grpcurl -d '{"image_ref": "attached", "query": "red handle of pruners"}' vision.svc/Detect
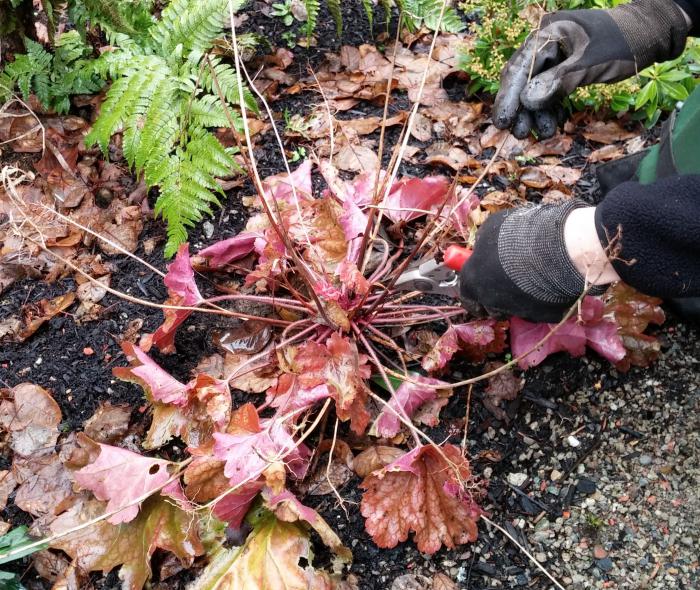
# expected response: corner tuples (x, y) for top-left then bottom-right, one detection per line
(443, 245), (473, 272)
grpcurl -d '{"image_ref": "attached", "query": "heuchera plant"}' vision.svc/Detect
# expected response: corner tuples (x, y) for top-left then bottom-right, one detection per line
(68, 159), (663, 587)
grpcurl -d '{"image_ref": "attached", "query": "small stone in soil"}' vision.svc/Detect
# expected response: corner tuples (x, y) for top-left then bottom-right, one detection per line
(576, 478), (597, 495)
(639, 454), (653, 465)
(596, 557), (614, 572)
(593, 545), (607, 559)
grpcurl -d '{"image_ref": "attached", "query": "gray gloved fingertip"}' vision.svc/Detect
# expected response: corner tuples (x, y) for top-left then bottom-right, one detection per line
(512, 110), (534, 140)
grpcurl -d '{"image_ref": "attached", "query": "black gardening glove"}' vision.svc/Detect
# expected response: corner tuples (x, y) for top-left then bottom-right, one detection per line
(494, 0), (690, 139)
(459, 200), (607, 323)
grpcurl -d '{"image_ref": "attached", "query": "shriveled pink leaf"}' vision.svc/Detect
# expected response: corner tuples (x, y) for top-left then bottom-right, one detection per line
(422, 320), (506, 372)
(262, 160), (313, 205)
(510, 296), (625, 369)
(113, 342), (188, 405)
(383, 176), (451, 223)
(74, 442), (173, 524)
(213, 421), (309, 488)
(198, 232), (259, 269)
(337, 259), (370, 295)
(373, 376), (451, 438)
(140, 245), (203, 353)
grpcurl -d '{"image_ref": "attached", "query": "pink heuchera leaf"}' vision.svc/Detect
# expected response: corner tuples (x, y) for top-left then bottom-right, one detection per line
(74, 442), (173, 524)
(112, 342), (188, 405)
(212, 483), (263, 528)
(268, 375), (332, 413)
(213, 421), (310, 488)
(140, 244), (203, 353)
(262, 160), (313, 205)
(383, 176), (451, 223)
(510, 296), (626, 369)
(422, 320), (502, 372)
(373, 376), (450, 438)
(198, 232), (259, 269)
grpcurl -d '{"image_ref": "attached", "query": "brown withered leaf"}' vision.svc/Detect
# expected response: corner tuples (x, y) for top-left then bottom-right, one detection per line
(480, 125), (531, 158)
(83, 401), (132, 444)
(213, 320), (272, 355)
(433, 573), (458, 590)
(0, 383), (62, 457)
(479, 189), (524, 212)
(410, 112), (433, 142)
(336, 144), (379, 173)
(353, 445), (404, 478)
(589, 144), (625, 163)
(14, 453), (73, 517)
(582, 120), (638, 144)
(604, 283), (665, 372)
(525, 134), (573, 158)
(482, 363), (525, 421)
(424, 143), (473, 171)
(0, 292), (77, 343)
(299, 439), (354, 496)
(0, 471), (17, 511)
(541, 189), (572, 204)
(539, 164), (582, 186)
(50, 496), (204, 590)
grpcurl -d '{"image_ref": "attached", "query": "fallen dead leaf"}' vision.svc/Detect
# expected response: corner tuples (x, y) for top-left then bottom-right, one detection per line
(479, 189), (524, 212)
(0, 383), (62, 457)
(483, 362), (525, 421)
(336, 144), (379, 173)
(583, 120), (638, 144)
(353, 445), (404, 478)
(0, 470), (17, 511)
(83, 401), (132, 444)
(424, 143), (473, 171)
(432, 572), (458, 590)
(589, 144), (625, 163)
(410, 112), (432, 142)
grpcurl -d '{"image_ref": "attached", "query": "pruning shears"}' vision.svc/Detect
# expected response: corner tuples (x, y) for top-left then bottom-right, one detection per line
(394, 246), (472, 299)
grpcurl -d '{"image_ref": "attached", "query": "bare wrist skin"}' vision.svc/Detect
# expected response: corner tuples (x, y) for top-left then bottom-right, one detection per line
(564, 207), (621, 286)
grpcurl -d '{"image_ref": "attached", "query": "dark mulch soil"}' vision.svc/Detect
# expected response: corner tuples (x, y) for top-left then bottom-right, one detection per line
(2, 3), (699, 590)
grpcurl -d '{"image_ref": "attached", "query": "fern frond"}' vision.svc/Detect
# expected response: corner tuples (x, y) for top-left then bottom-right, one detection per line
(151, 0), (246, 61)
(85, 55), (169, 155)
(304, 0), (320, 41)
(327, 0), (342, 37)
(188, 94), (231, 128)
(153, 131), (236, 256)
(5, 38), (52, 104)
(361, 0), (374, 31)
(200, 58), (258, 114)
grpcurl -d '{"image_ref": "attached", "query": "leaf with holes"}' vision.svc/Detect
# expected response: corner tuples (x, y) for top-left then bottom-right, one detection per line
(74, 439), (174, 524)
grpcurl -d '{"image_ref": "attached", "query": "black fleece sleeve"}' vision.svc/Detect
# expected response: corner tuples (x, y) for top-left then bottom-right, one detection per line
(594, 175), (700, 298)
(675, 0), (700, 34)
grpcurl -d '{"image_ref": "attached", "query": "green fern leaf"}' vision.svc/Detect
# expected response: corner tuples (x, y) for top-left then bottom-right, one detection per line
(304, 0), (320, 41)
(361, 0), (373, 30)
(151, 0), (246, 61)
(327, 0), (342, 37)
(153, 131), (235, 256)
(200, 58), (258, 115)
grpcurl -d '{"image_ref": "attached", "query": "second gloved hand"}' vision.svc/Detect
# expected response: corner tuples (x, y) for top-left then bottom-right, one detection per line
(459, 200), (608, 323)
(493, 0), (690, 139)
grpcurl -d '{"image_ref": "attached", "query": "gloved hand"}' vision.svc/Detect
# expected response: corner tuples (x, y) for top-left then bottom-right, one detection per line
(459, 200), (608, 323)
(494, 0), (690, 139)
